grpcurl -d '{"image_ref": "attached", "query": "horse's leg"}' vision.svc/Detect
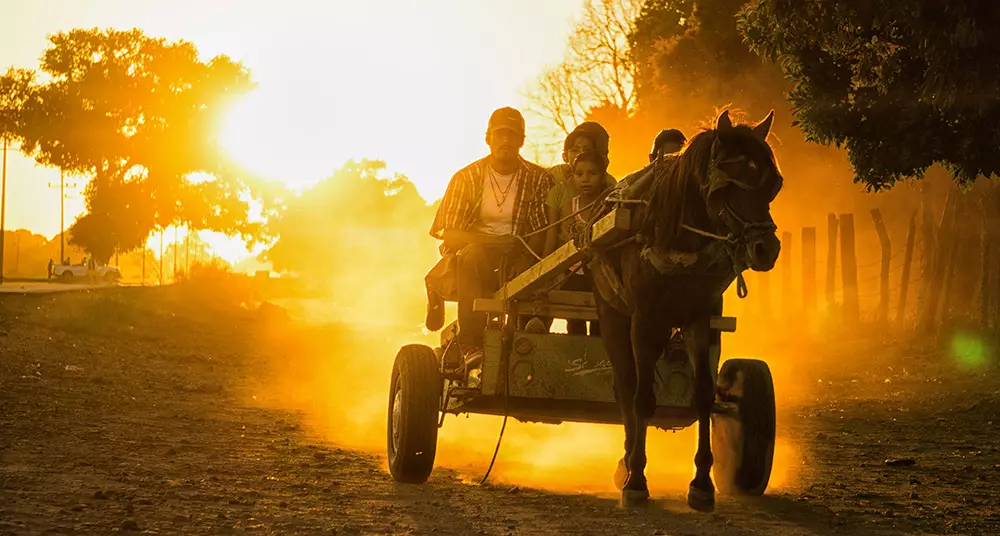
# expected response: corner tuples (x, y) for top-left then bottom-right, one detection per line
(684, 315), (716, 512)
(595, 296), (635, 493)
(622, 309), (665, 506)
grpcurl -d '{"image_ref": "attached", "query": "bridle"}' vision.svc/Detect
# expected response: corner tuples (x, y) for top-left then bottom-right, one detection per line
(680, 161), (779, 299)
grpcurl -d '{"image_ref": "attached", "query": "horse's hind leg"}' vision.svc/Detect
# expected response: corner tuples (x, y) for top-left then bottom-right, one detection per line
(622, 309), (666, 506)
(684, 314), (717, 512)
(595, 297), (636, 494)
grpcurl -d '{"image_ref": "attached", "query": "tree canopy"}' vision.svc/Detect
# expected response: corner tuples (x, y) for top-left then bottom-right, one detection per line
(0, 68), (36, 142)
(264, 159), (435, 278)
(740, 0), (1000, 190)
(6, 28), (269, 263)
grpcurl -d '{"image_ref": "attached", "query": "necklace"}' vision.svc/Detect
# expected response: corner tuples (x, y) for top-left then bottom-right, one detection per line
(487, 167), (517, 213)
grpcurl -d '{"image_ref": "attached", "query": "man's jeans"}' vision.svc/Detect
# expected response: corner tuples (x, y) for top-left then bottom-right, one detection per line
(455, 242), (533, 353)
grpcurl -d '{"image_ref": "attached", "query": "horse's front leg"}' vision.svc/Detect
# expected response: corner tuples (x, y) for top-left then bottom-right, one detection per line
(683, 315), (716, 512)
(622, 308), (665, 507)
(594, 296), (636, 493)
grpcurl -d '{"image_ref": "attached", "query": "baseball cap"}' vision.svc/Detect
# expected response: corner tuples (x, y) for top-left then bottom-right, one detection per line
(487, 107), (525, 134)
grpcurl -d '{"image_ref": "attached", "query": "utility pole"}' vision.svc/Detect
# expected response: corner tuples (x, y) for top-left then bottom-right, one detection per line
(159, 229), (163, 286)
(173, 226), (178, 281)
(1, 138), (7, 285)
(60, 169), (65, 263)
(47, 170), (76, 264)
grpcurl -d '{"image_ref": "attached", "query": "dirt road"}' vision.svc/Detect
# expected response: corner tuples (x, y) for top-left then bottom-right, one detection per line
(1, 287), (998, 535)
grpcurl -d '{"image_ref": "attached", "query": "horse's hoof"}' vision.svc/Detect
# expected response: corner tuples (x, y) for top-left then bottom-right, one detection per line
(687, 484), (715, 512)
(620, 488), (650, 508)
(613, 457), (628, 491)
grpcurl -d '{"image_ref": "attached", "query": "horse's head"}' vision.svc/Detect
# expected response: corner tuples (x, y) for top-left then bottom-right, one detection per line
(700, 110), (784, 272)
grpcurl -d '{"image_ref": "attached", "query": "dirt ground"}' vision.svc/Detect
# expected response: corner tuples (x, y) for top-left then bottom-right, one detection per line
(1, 286), (999, 535)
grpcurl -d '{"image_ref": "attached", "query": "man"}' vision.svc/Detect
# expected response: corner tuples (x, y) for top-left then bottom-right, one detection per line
(612, 128), (687, 198)
(425, 107), (554, 360)
(543, 122), (616, 254)
(648, 128), (686, 162)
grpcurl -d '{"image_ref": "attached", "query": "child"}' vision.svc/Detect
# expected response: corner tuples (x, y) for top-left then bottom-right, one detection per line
(558, 150), (605, 336)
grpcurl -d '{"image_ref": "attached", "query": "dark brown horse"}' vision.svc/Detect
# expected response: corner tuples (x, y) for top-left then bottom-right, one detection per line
(590, 110), (783, 510)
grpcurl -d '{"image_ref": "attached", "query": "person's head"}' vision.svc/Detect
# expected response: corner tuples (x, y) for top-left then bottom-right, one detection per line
(485, 107), (526, 166)
(562, 122), (610, 167)
(571, 150), (607, 197)
(649, 129), (687, 162)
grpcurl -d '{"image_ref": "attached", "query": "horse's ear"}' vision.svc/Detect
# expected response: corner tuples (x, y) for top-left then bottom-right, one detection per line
(716, 109), (733, 130)
(752, 110), (775, 141)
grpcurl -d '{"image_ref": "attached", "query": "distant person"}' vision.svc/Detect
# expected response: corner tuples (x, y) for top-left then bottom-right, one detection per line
(424, 107), (554, 362)
(550, 149), (607, 336)
(648, 128), (686, 162)
(612, 128), (688, 198)
(544, 122), (616, 254)
(47, 259), (54, 281)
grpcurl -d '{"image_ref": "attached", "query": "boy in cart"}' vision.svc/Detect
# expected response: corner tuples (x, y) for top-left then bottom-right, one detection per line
(545, 149), (607, 336)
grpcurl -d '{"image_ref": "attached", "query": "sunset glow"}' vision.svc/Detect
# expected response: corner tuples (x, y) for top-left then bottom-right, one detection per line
(1, 0), (583, 258)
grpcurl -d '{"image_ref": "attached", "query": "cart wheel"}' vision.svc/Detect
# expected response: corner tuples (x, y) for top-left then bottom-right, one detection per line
(711, 358), (775, 496)
(387, 344), (441, 483)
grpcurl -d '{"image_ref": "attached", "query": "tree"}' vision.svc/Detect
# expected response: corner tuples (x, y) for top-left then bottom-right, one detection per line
(263, 159), (438, 324)
(0, 68), (36, 142)
(17, 28), (267, 263)
(630, 0), (787, 127)
(525, 0), (643, 151)
(740, 0), (1000, 189)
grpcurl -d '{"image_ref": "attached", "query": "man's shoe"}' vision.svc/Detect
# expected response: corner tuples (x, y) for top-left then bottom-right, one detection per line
(425, 292), (445, 331)
(524, 316), (547, 334)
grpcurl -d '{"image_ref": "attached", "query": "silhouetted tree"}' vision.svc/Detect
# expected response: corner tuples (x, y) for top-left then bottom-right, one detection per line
(740, 0), (1000, 189)
(15, 28), (270, 263)
(0, 68), (36, 142)
(525, 0), (643, 150)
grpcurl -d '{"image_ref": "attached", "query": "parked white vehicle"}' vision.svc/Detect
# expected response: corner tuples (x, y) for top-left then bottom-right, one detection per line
(52, 262), (122, 283)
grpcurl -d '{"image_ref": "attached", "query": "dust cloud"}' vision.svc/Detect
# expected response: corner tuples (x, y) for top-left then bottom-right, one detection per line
(242, 114), (955, 497)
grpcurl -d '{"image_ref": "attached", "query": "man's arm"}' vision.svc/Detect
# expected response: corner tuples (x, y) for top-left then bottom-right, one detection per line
(543, 205), (560, 256)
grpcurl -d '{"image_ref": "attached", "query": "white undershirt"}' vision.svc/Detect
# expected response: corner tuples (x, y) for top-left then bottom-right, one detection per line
(473, 166), (518, 236)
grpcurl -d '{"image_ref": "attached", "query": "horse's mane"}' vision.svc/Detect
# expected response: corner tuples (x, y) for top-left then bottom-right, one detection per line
(643, 124), (779, 247)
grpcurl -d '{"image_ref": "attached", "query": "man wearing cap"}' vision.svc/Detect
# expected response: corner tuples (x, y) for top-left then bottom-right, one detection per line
(424, 107), (554, 360)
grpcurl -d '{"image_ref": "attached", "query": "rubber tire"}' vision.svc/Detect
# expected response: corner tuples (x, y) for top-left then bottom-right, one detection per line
(387, 344), (441, 484)
(59, 271), (73, 283)
(711, 358), (776, 496)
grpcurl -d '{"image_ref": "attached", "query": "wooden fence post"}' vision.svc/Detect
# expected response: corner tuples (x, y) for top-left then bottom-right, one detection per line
(921, 181), (935, 280)
(982, 209), (992, 331)
(840, 213), (860, 323)
(870, 209), (891, 324)
(920, 188), (957, 330)
(826, 213), (839, 309)
(782, 231), (793, 318)
(897, 213), (916, 324)
(802, 227), (817, 315)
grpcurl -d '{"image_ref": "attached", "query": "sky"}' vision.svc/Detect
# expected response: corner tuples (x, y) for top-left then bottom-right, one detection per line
(0, 0), (583, 260)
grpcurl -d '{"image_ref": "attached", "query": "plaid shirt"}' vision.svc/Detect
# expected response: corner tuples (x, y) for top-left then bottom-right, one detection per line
(430, 156), (554, 252)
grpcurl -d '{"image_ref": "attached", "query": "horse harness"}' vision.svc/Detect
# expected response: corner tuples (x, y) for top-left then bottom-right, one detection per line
(580, 146), (777, 313)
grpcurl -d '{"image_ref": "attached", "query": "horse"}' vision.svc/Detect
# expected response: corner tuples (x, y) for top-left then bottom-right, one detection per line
(588, 109), (784, 511)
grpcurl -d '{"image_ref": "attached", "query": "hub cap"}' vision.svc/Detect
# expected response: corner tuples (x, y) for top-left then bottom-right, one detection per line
(391, 387), (403, 453)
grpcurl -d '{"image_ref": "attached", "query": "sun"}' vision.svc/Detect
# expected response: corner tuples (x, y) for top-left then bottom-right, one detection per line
(217, 92), (332, 192)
